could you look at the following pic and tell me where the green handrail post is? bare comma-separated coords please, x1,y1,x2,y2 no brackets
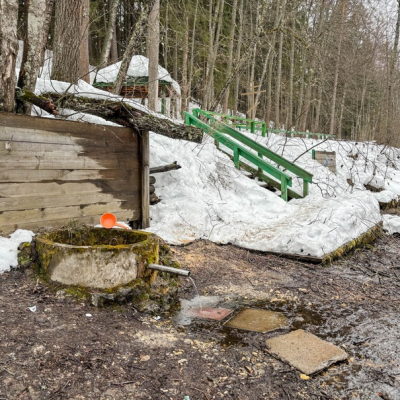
261,123,266,137
303,180,309,197
185,112,191,125
250,121,256,134
281,176,288,201
233,146,240,169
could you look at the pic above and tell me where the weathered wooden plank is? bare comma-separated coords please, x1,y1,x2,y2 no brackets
0,127,137,150
0,112,135,141
0,180,140,197
0,155,140,170
0,211,141,236
0,141,138,155
141,130,150,228
0,193,140,212
0,169,140,183
0,202,140,226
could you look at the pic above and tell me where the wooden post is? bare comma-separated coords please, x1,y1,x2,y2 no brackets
140,130,150,228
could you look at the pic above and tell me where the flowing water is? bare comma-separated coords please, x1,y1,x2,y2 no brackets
188,276,199,297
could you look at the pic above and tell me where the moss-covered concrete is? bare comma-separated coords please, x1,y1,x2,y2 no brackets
32,227,182,311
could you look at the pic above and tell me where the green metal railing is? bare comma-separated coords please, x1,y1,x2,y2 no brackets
194,110,335,140
197,110,267,136
185,109,313,201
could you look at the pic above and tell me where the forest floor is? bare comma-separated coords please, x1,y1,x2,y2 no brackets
1,212,400,399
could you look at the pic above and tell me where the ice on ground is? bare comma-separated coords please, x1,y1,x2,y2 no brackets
0,230,35,274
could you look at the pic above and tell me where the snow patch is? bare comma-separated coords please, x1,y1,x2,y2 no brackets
0,230,35,274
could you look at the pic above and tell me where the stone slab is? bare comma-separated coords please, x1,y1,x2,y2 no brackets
188,307,233,321
224,308,288,333
266,329,348,375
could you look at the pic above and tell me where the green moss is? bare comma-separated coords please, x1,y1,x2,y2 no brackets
17,242,33,267
322,222,383,266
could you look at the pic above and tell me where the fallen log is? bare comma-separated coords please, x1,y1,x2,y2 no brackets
150,161,181,174
16,90,204,143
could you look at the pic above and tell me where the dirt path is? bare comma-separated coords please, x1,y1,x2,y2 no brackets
1,231,400,399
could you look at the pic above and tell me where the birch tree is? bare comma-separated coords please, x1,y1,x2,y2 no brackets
147,0,160,111
99,0,120,69
0,0,19,112
18,0,54,114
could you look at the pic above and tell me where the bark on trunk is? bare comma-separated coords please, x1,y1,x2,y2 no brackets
181,15,189,115
99,0,120,69
147,0,160,112
0,0,19,112
329,0,346,137
18,0,54,115
51,0,90,83
222,0,239,114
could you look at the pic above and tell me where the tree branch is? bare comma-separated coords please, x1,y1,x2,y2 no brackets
16,90,203,143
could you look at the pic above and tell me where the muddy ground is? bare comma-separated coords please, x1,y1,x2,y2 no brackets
1,220,400,399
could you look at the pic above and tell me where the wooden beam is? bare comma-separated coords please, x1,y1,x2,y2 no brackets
140,130,150,228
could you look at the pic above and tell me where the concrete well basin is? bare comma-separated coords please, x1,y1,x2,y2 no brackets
35,228,159,289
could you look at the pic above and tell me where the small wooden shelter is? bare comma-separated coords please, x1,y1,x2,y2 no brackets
93,56,180,115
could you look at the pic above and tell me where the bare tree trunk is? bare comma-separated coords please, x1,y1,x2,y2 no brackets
40,0,54,65
329,0,346,136
99,0,120,69
233,0,244,115
110,0,119,63
266,49,275,127
248,5,257,119
203,0,225,110
222,0,239,114
18,0,54,114
287,14,295,127
187,0,199,106
79,0,90,84
387,0,400,142
113,1,155,95
51,0,90,83
275,0,286,127
181,15,189,114
147,0,160,111
296,49,306,127
0,0,19,112
313,73,323,133
338,83,347,139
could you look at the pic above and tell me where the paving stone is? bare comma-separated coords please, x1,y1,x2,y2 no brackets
266,329,348,375
188,307,233,321
224,308,288,333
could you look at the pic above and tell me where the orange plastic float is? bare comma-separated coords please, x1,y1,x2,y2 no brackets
100,213,130,230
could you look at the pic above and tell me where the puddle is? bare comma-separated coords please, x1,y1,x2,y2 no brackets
173,296,400,397
224,308,288,333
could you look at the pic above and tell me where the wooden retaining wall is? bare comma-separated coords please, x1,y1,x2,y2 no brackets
0,113,149,235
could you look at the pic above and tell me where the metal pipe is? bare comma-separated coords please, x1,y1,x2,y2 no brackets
148,263,191,277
